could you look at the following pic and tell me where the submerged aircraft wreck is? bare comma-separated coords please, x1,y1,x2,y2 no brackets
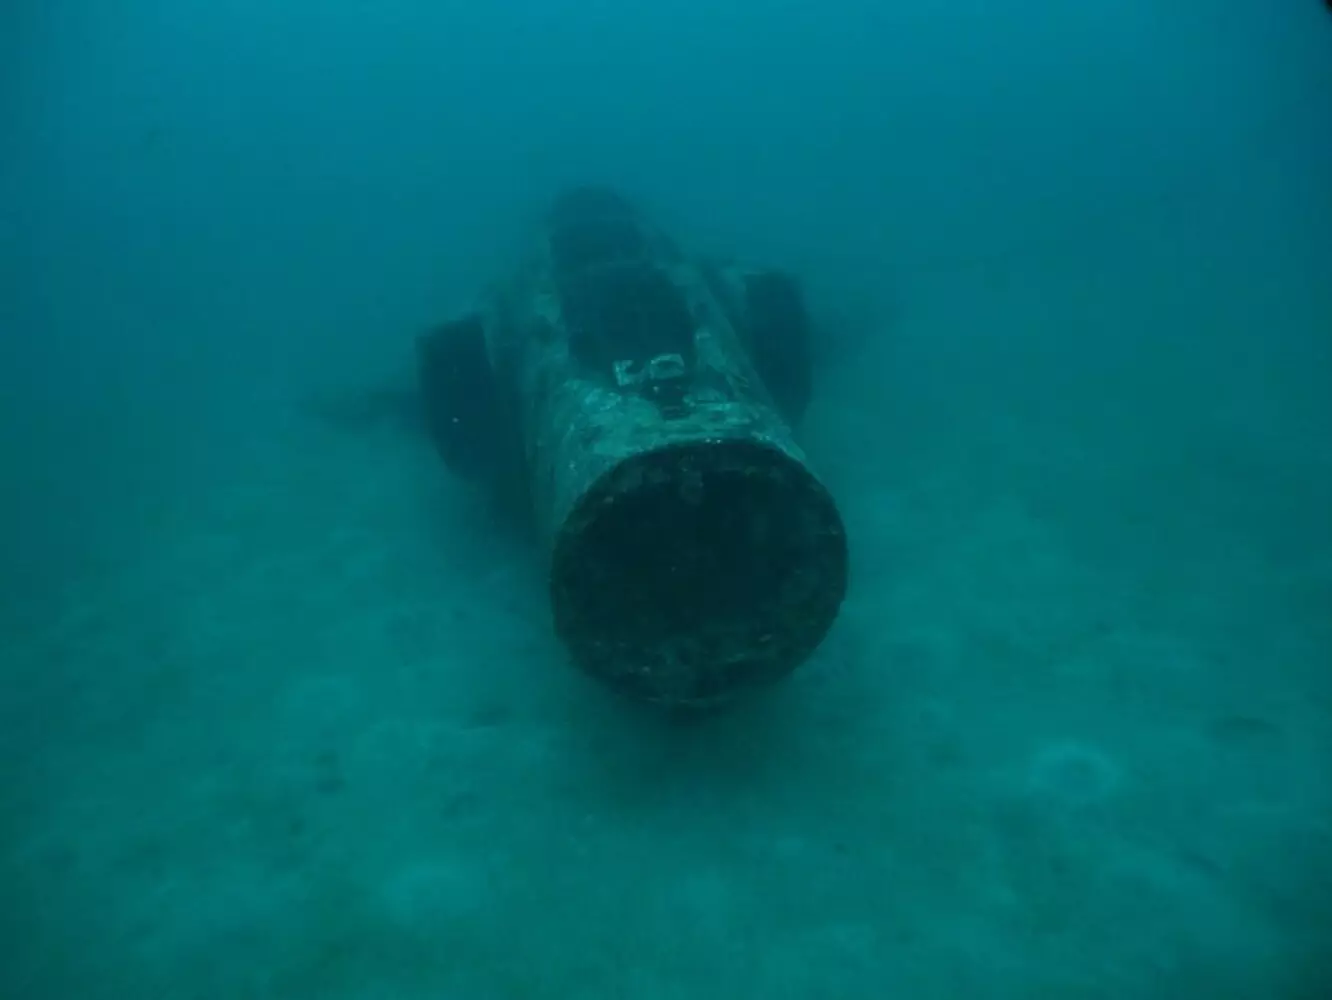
411,187,849,710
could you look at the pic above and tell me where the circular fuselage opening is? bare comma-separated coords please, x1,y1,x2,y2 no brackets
551,439,847,708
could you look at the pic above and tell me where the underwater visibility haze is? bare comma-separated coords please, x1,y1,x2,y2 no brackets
2,1,1331,996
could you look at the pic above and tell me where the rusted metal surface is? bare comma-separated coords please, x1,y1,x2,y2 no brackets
420,188,847,709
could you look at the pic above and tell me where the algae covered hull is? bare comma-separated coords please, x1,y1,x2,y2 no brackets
418,187,848,710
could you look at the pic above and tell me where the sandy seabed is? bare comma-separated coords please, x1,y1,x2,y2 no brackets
4,221,1331,999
